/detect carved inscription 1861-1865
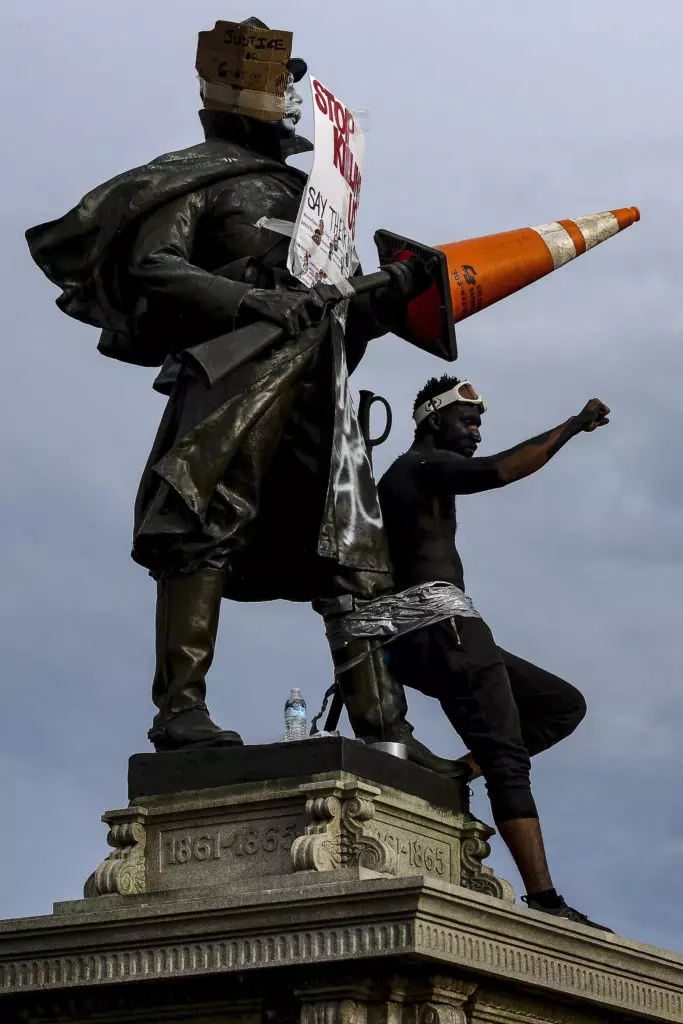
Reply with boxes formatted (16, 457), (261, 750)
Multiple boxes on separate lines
(162, 822), (297, 867)
(368, 826), (449, 878)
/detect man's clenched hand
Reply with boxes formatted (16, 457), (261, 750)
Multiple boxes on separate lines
(575, 398), (610, 432)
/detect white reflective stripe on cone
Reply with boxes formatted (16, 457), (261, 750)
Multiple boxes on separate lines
(572, 211), (620, 250)
(530, 222), (578, 269)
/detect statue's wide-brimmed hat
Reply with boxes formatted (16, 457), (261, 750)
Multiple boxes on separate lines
(240, 16), (307, 81)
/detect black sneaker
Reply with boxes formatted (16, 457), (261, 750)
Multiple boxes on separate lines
(522, 895), (613, 933)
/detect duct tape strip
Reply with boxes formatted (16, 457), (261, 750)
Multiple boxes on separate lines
(572, 211), (620, 250)
(333, 277), (355, 298)
(199, 78), (284, 114)
(255, 217), (296, 237)
(347, 108), (371, 136)
(325, 581), (481, 674)
(530, 222), (577, 270)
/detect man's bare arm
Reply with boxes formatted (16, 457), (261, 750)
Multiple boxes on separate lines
(420, 399), (610, 495)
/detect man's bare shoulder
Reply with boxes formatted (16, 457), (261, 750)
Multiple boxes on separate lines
(377, 451), (422, 499)
(383, 448), (469, 477)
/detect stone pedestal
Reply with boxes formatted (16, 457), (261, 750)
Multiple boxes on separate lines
(83, 738), (508, 901)
(1, 738), (682, 1023)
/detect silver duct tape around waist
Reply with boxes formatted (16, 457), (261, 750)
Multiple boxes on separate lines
(325, 581), (481, 651)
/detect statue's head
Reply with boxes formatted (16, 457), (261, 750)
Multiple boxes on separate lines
(413, 374), (486, 457)
(281, 71), (305, 131)
(196, 17), (307, 134)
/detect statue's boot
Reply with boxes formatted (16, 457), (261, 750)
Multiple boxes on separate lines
(333, 637), (467, 779)
(148, 568), (244, 751)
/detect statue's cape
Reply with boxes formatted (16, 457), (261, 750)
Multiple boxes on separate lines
(25, 135), (311, 337)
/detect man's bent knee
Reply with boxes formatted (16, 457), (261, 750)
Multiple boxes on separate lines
(562, 684), (587, 737)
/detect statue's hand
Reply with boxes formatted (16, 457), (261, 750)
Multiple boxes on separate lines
(369, 257), (436, 333)
(240, 286), (339, 337)
(576, 398), (610, 432)
(382, 256), (435, 302)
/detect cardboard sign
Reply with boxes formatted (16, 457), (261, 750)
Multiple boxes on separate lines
(196, 20), (292, 122)
(288, 76), (365, 290)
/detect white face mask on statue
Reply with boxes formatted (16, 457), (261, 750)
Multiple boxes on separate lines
(281, 74), (304, 131)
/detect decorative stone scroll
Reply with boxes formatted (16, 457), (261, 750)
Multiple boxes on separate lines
(459, 818), (515, 903)
(291, 780), (398, 875)
(83, 807), (148, 897)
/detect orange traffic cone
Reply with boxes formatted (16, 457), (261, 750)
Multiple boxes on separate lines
(375, 207), (640, 360)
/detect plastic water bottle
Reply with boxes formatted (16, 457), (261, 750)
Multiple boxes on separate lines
(284, 688), (307, 741)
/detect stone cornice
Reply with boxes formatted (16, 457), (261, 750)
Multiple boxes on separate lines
(1, 875), (682, 1021)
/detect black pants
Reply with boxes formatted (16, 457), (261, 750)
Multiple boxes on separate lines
(386, 616), (586, 825)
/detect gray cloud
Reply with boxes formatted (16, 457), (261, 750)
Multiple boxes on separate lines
(1, 0), (682, 953)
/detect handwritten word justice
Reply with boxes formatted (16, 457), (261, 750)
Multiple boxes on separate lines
(221, 29), (288, 50)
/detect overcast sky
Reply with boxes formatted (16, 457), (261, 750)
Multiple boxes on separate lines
(1, 0), (682, 953)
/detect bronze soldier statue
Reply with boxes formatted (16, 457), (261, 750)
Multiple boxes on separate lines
(25, 17), (460, 775)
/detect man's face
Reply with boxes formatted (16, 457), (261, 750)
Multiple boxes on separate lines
(434, 403), (483, 457)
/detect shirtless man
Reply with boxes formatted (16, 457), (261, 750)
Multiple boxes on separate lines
(377, 374), (611, 930)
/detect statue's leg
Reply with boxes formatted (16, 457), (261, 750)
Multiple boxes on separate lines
(148, 568), (243, 751)
(325, 631), (468, 778)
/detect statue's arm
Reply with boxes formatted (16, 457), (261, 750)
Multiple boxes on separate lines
(345, 274), (424, 373)
(345, 257), (437, 373)
(127, 190), (252, 350)
(343, 270), (394, 374)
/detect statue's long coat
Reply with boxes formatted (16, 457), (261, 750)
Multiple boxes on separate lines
(26, 113), (393, 602)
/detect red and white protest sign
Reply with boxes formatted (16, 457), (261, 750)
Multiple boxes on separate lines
(288, 76), (365, 289)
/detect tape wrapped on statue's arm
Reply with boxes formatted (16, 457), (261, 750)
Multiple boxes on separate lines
(128, 190), (252, 351)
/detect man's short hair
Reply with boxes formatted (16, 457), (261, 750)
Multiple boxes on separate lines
(413, 374), (462, 414)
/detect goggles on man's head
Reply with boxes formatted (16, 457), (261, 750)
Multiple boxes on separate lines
(413, 380), (487, 426)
